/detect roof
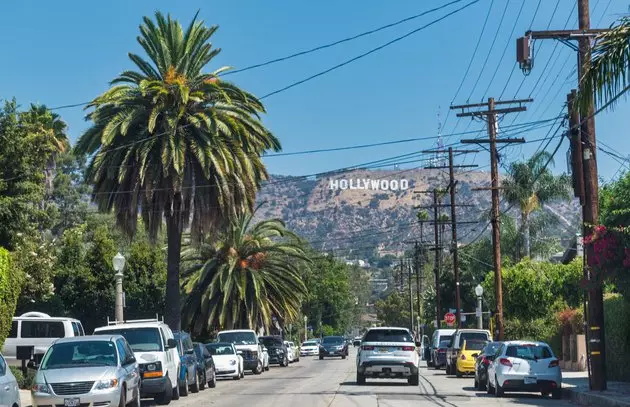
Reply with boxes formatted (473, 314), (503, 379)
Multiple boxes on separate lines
(366, 326), (410, 331)
(217, 329), (256, 334)
(503, 340), (550, 346)
(205, 342), (235, 347)
(13, 311), (81, 322)
(52, 335), (121, 344)
(95, 321), (165, 330)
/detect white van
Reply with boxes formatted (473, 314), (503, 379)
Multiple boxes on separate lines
(216, 329), (265, 375)
(94, 318), (181, 404)
(2, 312), (85, 366)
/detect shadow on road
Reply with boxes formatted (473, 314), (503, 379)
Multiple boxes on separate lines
(339, 381), (409, 387)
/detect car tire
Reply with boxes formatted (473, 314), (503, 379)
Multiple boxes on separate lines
(408, 374), (419, 386)
(208, 370), (216, 388)
(233, 372), (241, 380)
(253, 361), (263, 375)
(552, 389), (562, 400)
(356, 372), (366, 385)
(495, 376), (504, 397)
(118, 385), (126, 407)
(199, 371), (206, 391)
(264, 363), (270, 371)
(171, 375), (180, 401)
(240, 368), (245, 378)
(131, 387), (141, 407)
(341, 355), (346, 360)
(456, 368), (462, 378)
(474, 377), (478, 389)
(180, 372), (189, 397)
(445, 363), (451, 375)
(319, 356), (324, 360)
(478, 376), (487, 391)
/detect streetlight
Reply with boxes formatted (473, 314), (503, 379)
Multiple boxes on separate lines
(475, 284), (484, 329)
(113, 252), (126, 322)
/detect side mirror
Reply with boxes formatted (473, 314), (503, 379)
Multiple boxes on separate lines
(27, 360), (38, 370)
(166, 339), (177, 349)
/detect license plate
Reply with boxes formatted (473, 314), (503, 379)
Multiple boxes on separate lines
(524, 376), (537, 384)
(378, 347), (389, 353)
(64, 398), (80, 407)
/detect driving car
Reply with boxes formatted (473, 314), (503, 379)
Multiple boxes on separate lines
(205, 343), (243, 380)
(259, 336), (289, 367)
(455, 339), (487, 377)
(30, 335), (140, 407)
(216, 330), (264, 375)
(192, 342), (216, 390)
(319, 336), (348, 360)
(486, 341), (562, 399)
(474, 341), (502, 390)
(0, 353), (20, 407)
(173, 331), (199, 396)
(300, 340), (319, 357)
(356, 327), (420, 386)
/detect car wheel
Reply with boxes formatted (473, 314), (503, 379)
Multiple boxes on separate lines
(456, 368), (462, 378)
(356, 372), (366, 385)
(341, 355), (346, 360)
(208, 369), (217, 388)
(240, 368), (244, 378)
(408, 373), (419, 386)
(319, 355), (324, 360)
(495, 376), (504, 397)
(118, 385), (126, 407)
(445, 363), (451, 375)
(199, 371), (206, 391)
(171, 375), (180, 401)
(233, 371), (241, 380)
(552, 389), (562, 400)
(180, 372), (189, 397)
(131, 387), (141, 407)
(474, 377), (478, 389)
(478, 375), (487, 391)
(253, 361), (263, 375)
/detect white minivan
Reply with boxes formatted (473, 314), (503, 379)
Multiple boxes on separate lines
(94, 318), (181, 404)
(2, 312), (85, 366)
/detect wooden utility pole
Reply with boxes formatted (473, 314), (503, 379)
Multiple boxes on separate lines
(433, 190), (441, 329)
(407, 259), (414, 333)
(456, 97), (530, 340)
(414, 241), (422, 332)
(517, 0), (608, 389)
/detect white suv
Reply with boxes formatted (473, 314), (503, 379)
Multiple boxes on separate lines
(217, 329), (265, 374)
(356, 327), (420, 385)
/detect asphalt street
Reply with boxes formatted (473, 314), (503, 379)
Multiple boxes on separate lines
(146, 348), (576, 407)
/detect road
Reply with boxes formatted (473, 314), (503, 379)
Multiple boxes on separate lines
(153, 349), (575, 407)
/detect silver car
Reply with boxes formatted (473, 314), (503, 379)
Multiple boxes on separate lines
(0, 353), (20, 407)
(31, 335), (140, 407)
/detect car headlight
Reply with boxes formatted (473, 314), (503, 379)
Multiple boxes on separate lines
(32, 383), (50, 394)
(229, 359), (237, 365)
(94, 379), (119, 390)
(277, 349), (284, 354)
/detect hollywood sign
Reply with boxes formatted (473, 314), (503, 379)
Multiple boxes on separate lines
(329, 178), (410, 191)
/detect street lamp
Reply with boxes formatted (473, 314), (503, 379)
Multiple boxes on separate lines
(113, 252), (126, 322)
(475, 284), (484, 329)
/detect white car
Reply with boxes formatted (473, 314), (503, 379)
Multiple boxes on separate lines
(285, 342), (299, 363)
(0, 353), (20, 407)
(356, 327), (420, 386)
(300, 340), (319, 356)
(205, 343), (244, 380)
(262, 346), (270, 371)
(486, 341), (562, 399)
(216, 330), (264, 375)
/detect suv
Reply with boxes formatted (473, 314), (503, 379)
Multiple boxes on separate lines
(259, 336), (289, 367)
(445, 329), (491, 375)
(3, 312), (85, 366)
(173, 331), (200, 395)
(94, 318), (180, 404)
(356, 327), (420, 385)
(216, 329), (264, 374)
(319, 336), (348, 359)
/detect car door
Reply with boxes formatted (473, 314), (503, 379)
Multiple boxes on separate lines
(184, 336), (196, 382)
(0, 355), (11, 407)
(202, 347), (213, 377)
(123, 340), (140, 394)
(116, 339), (135, 402)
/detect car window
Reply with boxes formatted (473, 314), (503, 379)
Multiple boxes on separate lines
(364, 329), (413, 343)
(21, 321), (64, 338)
(261, 337), (282, 347)
(458, 332), (489, 347)
(464, 340), (487, 351)
(78, 323), (85, 336)
(302, 341), (317, 346)
(41, 341), (118, 369)
(205, 344), (235, 355)
(438, 340), (450, 348)
(100, 328), (163, 352)
(72, 322), (80, 337)
(495, 344), (504, 358)
(116, 339), (128, 364)
(123, 341), (135, 363)
(438, 335), (452, 345)
(0, 355), (6, 376)
(8, 321), (17, 338)
(506, 344), (553, 360)
(216, 332), (257, 345)
(322, 337), (344, 344)
(483, 342), (501, 355)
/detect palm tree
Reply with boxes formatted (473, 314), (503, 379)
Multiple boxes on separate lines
(416, 210), (429, 242)
(21, 104), (69, 194)
(502, 151), (571, 258)
(74, 12), (280, 329)
(180, 208), (309, 335)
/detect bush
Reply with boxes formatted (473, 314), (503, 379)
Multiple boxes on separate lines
(504, 315), (562, 357)
(604, 294), (630, 381)
(0, 248), (21, 347)
(9, 366), (35, 389)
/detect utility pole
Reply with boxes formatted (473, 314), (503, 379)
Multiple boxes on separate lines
(414, 242), (422, 334)
(407, 259), (414, 333)
(433, 189), (441, 329)
(456, 97), (530, 340)
(517, 0), (608, 390)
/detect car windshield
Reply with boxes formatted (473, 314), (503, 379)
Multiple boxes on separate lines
(217, 332), (257, 345)
(261, 337), (282, 346)
(483, 342), (501, 355)
(205, 344), (235, 355)
(438, 340), (451, 348)
(323, 337), (344, 344)
(303, 341), (317, 346)
(101, 328), (163, 352)
(464, 340), (487, 351)
(438, 335), (452, 344)
(458, 332), (489, 347)
(506, 344), (553, 360)
(364, 329), (413, 343)
(41, 341), (117, 369)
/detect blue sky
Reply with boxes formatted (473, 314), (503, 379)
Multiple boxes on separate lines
(1, 0), (628, 180)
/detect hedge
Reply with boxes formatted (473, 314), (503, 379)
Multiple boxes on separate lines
(0, 248), (21, 347)
(604, 294), (630, 381)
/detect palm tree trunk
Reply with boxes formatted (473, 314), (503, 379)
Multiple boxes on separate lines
(165, 193), (183, 331)
(522, 211), (531, 259)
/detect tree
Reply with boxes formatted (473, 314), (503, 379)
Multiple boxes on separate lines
(502, 151), (571, 258)
(75, 12), (279, 329)
(181, 209), (308, 335)
(50, 152), (90, 234)
(375, 292), (410, 328)
(0, 248), (21, 347)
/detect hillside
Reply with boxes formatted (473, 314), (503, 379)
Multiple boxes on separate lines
(254, 168), (580, 259)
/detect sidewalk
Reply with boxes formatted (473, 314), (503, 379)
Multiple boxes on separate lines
(19, 390), (31, 407)
(562, 371), (630, 407)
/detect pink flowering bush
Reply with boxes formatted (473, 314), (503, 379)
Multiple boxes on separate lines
(583, 225), (630, 297)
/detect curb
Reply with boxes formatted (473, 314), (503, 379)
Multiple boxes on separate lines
(563, 387), (630, 407)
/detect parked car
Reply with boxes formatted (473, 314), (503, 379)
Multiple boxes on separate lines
(216, 330), (264, 375)
(352, 336), (362, 347)
(418, 335), (430, 361)
(428, 329), (455, 368)
(474, 341), (502, 390)
(261, 345), (270, 371)
(433, 340), (451, 369)
(0, 353), (20, 407)
(3, 312), (85, 366)
(356, 327), (420, 386)
(319, 336), (348, 360)
(445, 329), (491, 375)
(192, 342), (216, 390)
(284, 341), (298, 363)
(205, 343), (243, 380)
(94, 318), (180, 404)
(300, 340), (319, 357)
(455, 339), (487, 377)
(259, 336), (289, 367)
(30, 335), (140, 407)
(486, 341), (562, 399)
(173, 331), (199, 396)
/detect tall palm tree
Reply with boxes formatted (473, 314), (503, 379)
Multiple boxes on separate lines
(180, 208), (309, 335)
(74, 11), (280, 329)
(502, 151), (571, 258)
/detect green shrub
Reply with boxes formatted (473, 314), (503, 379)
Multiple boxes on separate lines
(604, 294), (630, 381)
(9, 366), (35, 389)
(0, 248), (22, 347)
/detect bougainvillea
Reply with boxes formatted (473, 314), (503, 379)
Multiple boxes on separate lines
(583, 225), (630, 294)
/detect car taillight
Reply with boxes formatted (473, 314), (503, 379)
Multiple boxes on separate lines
(482, 357), (490, 366)
(460, 354), (466, 360)
(438, 349), (446, 353)
(549, 359), (559, 368)
(401, 346), (415, 351)
(499, 358), (512, 367)
(362, 345), (374, 351)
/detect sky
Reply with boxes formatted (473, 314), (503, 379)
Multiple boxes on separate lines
(1, 0), (628, 181)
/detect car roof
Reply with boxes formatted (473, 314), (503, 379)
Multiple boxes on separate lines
(435, 329), (456, 334)
(217, 329), (256, 334)
(503, 340), (549, 346)
(206, 342), (233, 347)
(95, 322), (166, 330)
(53, 335), (122, 344)
(366, 327), (410, 331)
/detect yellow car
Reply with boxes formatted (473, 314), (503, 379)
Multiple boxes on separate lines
(455, 339), (487, 377)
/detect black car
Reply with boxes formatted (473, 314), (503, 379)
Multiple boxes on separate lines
(259, 336), (289, 367)
(433, 340), (451, 369)
(319, 336), (349, 359)
(193, 342), (217, 390)
(474, 341), (502, 390)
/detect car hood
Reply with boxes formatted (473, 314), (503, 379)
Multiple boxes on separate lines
(39, 366), (118, 384)
(233, 344), (258, 352)
(322, 343), (344, 349)
(134, 351), (167, 364)
(211, 355), (239, 366)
